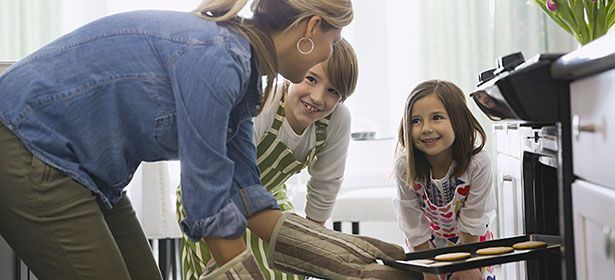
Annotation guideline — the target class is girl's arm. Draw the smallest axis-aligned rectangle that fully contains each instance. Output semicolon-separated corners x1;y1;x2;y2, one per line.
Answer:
457;151;497;237
412;241;431;252
458;231;480;244
304;104;351;222
392;152;432;249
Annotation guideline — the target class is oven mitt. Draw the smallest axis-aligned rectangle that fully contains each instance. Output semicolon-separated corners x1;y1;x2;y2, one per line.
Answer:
199;248;264;280
267;212;422;280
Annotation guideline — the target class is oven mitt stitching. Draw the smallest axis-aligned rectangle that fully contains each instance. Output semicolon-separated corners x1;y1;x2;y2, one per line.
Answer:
199;247;264;280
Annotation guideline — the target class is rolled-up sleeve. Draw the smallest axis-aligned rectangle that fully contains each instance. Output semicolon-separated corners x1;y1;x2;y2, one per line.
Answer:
456;151;496;236
170;43;266;241
226;118;279;220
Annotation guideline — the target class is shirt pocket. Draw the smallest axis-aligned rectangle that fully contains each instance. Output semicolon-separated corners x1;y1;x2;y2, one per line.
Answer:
153;113;178;153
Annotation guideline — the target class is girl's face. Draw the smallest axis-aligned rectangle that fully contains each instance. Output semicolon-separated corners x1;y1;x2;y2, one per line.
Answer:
285;63;341;132
409;94;456;161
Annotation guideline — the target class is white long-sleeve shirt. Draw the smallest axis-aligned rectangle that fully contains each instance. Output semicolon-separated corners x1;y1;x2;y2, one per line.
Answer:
393;148;496;247
253;92;351;221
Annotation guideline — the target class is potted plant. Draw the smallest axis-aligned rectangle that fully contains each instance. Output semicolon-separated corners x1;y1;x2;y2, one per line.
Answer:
533;0;615;45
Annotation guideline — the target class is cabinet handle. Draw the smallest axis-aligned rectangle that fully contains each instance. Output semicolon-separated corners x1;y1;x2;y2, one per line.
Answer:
502;175;513;182
572;115;597;141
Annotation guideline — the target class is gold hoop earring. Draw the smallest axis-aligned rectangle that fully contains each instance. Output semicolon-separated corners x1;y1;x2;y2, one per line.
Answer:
296;37;314;55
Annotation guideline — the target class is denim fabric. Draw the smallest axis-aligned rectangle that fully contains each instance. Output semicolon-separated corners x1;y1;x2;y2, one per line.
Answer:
0;10;278;240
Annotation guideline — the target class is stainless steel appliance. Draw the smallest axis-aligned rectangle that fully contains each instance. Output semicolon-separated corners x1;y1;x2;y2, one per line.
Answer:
470;52;575;279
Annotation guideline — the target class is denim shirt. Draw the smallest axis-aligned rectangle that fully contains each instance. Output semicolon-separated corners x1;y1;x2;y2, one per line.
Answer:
0;10;278;241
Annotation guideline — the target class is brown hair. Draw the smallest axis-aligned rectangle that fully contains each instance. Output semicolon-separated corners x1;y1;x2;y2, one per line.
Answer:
397;80;486;184
322;38;358;102
194;0;354;113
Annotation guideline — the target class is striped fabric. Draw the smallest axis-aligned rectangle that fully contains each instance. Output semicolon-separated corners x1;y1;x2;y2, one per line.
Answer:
177;99;329;280
197;248;265;280
267;213;415;280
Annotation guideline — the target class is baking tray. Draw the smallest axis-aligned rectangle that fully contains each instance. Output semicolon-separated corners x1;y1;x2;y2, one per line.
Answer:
381;234;561;274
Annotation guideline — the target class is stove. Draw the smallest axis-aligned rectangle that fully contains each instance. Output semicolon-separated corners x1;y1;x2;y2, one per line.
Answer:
470;52;576;279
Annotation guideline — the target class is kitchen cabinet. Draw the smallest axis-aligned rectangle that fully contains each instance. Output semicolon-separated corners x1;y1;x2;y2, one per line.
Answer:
494;124;526;280
570;67;615;279
572;180;615;280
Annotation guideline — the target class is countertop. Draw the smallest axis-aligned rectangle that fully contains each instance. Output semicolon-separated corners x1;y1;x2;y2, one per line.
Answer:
552;31;615;80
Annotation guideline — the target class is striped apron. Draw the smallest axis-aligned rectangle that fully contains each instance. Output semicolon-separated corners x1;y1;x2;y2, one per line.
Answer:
176;99;329;280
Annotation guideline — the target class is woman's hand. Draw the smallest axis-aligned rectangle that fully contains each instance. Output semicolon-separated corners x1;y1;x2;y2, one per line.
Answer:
306;216;325;226
264;212;422;279
199;248;264;280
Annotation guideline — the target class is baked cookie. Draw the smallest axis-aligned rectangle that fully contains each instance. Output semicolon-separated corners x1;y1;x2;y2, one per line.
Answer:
434;252;472;261
476;246;514;255
512;241;547;250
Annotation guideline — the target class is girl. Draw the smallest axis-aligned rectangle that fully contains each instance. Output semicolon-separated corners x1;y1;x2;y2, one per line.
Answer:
176;38;358;280
393;80;496;280
0;0;416;279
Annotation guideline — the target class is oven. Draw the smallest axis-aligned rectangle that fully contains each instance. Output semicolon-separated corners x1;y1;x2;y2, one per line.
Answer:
519;125;562;280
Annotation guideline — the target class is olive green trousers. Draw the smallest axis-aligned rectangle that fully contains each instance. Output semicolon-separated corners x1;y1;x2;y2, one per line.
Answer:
0;123;161;280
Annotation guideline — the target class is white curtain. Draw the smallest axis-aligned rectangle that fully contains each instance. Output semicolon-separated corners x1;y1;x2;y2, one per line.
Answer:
344;0;577;139
0;0;62;61
414;0;578;161
416;0;577;92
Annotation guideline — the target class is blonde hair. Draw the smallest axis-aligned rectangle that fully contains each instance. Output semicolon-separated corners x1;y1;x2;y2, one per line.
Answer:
323;38;358;101
194;0;354;113
397;80;486;185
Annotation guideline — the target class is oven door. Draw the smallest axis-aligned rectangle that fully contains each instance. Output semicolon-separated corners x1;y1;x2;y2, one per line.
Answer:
470;54;563;122
522;151;561;280
471;84;519;121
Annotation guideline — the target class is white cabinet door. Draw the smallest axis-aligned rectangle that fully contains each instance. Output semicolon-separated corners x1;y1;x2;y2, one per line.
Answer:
570;68;615;189
495;125;509;155
572;179;615;280
496;153;525;280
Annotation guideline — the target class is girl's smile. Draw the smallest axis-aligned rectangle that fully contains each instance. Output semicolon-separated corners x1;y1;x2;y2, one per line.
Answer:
420;136;442;146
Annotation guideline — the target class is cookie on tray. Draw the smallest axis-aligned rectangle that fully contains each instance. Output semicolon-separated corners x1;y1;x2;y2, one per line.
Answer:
512;241;547;250
434;252;472;261
476;246;514;255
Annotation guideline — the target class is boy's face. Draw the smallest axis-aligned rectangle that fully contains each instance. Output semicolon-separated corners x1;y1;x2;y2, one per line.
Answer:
285;63;341;132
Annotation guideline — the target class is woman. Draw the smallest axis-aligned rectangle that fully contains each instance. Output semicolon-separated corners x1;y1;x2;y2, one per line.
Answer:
178;38;358;280
0;0;418;279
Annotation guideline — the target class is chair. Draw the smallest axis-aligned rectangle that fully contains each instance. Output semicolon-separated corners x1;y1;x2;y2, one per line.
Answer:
330;138;398;235
331;186;397;234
